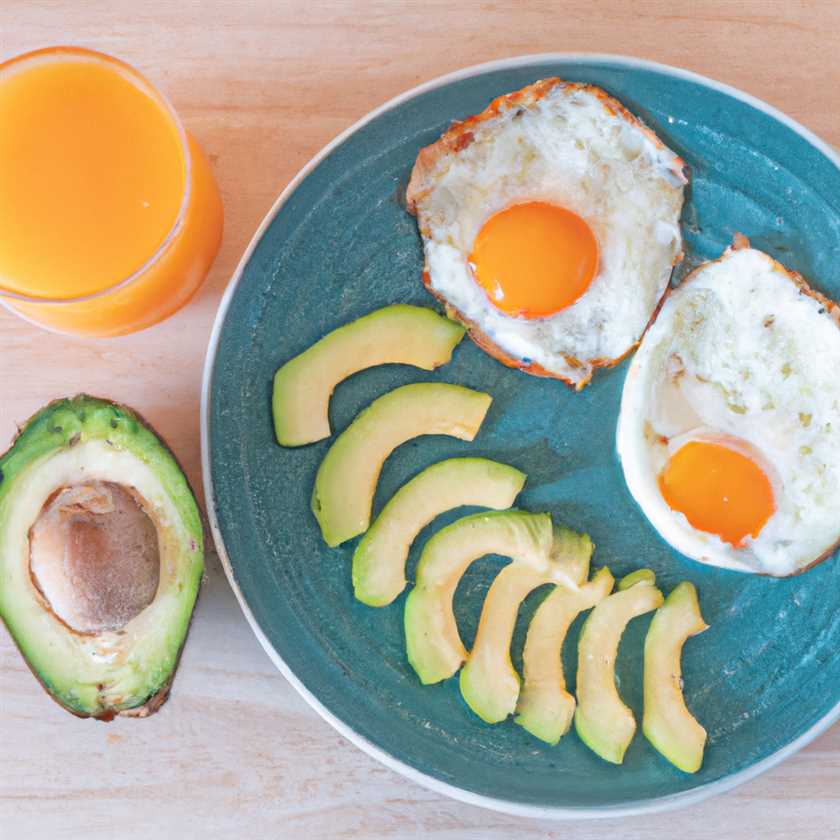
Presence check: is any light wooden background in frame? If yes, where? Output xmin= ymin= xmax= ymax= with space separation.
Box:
xmin=2 ymin=2 xmax=839 ymax=837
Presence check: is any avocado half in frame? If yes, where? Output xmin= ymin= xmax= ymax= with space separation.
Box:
xmin=0 ymin=395 xmax=204 ymax=719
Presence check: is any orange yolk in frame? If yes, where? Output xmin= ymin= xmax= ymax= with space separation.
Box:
xmin=658 ymin=440 xmax=775 ymax=547
xmin=469 ymin=201 xmax=599 ymax=318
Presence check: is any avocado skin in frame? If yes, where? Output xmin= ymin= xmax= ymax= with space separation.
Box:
xmin=0 ymin=395 xmax=204 ymax=719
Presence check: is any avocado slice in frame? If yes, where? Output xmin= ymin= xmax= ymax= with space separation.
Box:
xmin=273 ymin=305 xmax=465 ymax=446
xmin=352 ymin=458 xmax=526 ymax=607
xmin=515 ymin=566 xmax=614 ymax=744
xmin=0 ymin=396 xmax=203 ymax=718
xmin=459 ymin=527 xmax=592 ymax=724
xmin=643 ymin=581 xmax=709 ymax=773
xmin=312 ymin=383 xmax=492 ymax=547
xmin=618 ymin=568 xmax=656 ymax=590
xmin=574 ymin=570 xmax=664 ymax=764
xmin=404 ymin=510 xmax=553 ymax=684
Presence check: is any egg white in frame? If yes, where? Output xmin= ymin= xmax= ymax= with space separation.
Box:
xmin=617 ymin=245 xmax=840 ymax=576
xmin=409 ymin=80 xmax=686 ymax=386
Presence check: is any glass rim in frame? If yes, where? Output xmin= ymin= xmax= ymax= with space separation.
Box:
xmin=0 ymin=45 xmax=193 ymax=306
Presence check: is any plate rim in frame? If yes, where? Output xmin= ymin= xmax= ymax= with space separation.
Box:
xmin=200 ymin=52 xmax=840 ymax=820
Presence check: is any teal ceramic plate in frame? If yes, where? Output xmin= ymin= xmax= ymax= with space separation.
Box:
xmin=201 ymin=56 xmax=840 ymax=818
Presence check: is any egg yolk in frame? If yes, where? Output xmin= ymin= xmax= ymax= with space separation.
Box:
xmin=469 ymin=201 xmax=599 ymax=318
xmin=658 ymin=440 xmax=775 ymax=547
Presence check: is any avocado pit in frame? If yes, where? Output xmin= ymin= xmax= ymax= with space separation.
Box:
xmin=29 ymin=481 xmax=160 ymax=634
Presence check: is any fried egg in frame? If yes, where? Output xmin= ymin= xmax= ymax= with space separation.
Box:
xmin=617 ymin=238 xmax=840 ymax=576
xmin=407 ymin=78 xmax=687 ymax=388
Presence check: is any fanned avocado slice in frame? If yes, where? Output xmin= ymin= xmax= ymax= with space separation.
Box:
xmin=515 ymin=566 xmax=614 ymax=744
xmin=0 ymin=396 xmax=203 ymax=718
xmin=618 ymin=568 xmax=656 ymax=590
xmin=273 ymin=305 xmax=465 ymax=446
xmin=312 ymin=383 xmax=492 ymax=547
xmin=643 ymin=581 xmax=709 ymax=773
xmin=352 ymin=458 xmax=526 ymax=607
xmin=459 ymin=527 xmax=592 ymax=724
xmin=404 ymin=510 xmax=553 ymax=684
xmin=574 ymin=570 xmax=664 ymax=764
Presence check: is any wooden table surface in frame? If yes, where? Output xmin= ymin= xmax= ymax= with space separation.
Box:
xmin=3 ymin=2 xmax=840 ymax=837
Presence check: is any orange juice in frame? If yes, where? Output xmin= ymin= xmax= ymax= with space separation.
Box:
xmin=0 ymin=47 xmax=223 ymax=336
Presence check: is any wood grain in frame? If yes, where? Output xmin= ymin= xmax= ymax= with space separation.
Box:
xmin=2 ymin=1 xmax=839 ymax=836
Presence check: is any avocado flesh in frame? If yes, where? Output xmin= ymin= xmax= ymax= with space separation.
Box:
xmin=459 ymin=527 xmax=592 ymax=724
xmin=352 ymin=458 xmax=525 ymax=607
xmin=515 ymin=566 xmax=614 ymax=745
xmin=460 ymin=527 xmax=593 ymax=723
xmin=618 ymin=568 xmax=656 ymax=590
xmin=0 ymin=396 xmax=203 ymax=718
xmin=312 ymin=383 xmax=492 ymax=547
xmin=404 ymin=510 xmax=553 ymax=685
xmin=643 ymin=581 xmax=708 ymax=773
xmin=273 ymin=305 xmax=465 ymax=446
xmin=574 ymin=572 xmax=664 ymax=764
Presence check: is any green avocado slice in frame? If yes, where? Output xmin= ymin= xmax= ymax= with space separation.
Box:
xmin=617 ymin=568 xmax=657 ymax=590
xmin=352 ymin=458 xmax=526 ymax=607
xmin=643 ymin=581 xmax=709 ymax=773
xmin=459 ymin=527 xmax=592 ymax=724
xmin=515 ymin=566 xmax=614 ymax=744
xmin=0 ymin=395 xmax=203 ymax=718
xmin=574 ymin=570 xmax=664 ymax=764
xmin=273 ymin=305 xmax=465 ymax=446
xmin=312 ymin=383 xmax=491 ymax=547
xmin=404 ymin=510 xmax=553 ymax=685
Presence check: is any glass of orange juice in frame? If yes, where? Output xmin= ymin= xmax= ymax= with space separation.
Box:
xmin=0 ymin=46 xmax=223 ymax=337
